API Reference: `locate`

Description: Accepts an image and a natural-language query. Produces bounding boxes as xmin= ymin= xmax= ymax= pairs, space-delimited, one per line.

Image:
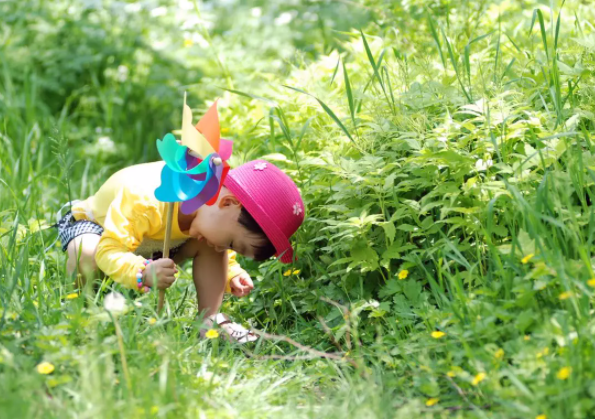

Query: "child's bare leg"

xmin=180 ymin=239 xmax=227 ymax=316
xmin=175 ymin=239 xmax=256 ymax=342
xmin=66 ymin=234 xmax=101 ymax=288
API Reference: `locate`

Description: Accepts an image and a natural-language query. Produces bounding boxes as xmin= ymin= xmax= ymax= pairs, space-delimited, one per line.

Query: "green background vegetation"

xmin=2 ymin=0 xmax=595 ymax=417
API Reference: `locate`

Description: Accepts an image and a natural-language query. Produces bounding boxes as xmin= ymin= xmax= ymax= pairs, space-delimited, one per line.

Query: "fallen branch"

xmin=445 ymin=375 xmax=484 ymax=414
xmin=248 ymin=328 xmax=358 ymax=367
xmin=318 ymin=316 xmax=344 ymax=353
xmin=320 ymin=296 xmax=352 ymax=350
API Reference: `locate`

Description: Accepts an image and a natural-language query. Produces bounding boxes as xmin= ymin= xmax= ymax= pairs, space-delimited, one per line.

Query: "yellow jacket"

xmin=71 ymin=161 xmax=244 ymax=290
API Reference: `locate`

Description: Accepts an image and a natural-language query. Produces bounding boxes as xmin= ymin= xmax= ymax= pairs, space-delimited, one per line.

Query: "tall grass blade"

xmin=360 ymin=30 xmax=395 ymax=115
xmin=427 ymin=14 xmax=446 ymax=68
xmin=342 ymin=59 xmax=355 ymax=127
xmin=382 ymin=66 xmax=397 ymax=114
xmin=330 ymin=57 xmax=341 ymax=86
xmin=536 ymin=9 xmax=549 ymax=60
xmin=360 ymin=30 xmax=385 ymax=92
xmin=219 ymin=86 xmax=277 ymax=106
xmin=283 ymin=85 xmax=357 ymax=148
xmin=440 ymin=27 xmax=472 ymax=101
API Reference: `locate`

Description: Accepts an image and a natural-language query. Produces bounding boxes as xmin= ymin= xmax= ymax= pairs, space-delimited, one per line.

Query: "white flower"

xmin=197 ymin=370 xmax=214 ymax=381
xmin=116 ymin=65 xmax=129 ymax=82
xmin=104 ymin=292 xmax=127 ymax=315
xmin=179 ymin=0 xmax=194 ymax=11
xmin=191 ymin=33 xmax=209 ymax=49
xmin=254 ymin=162 xmax=267 ymax=171
xmin=293 ymin=202 xmax=302 ymax=216
xmin=150 ymin=6 xmax=167 ymax=17
xmin=274 ymin=11 xmax=294 ymax=26
xmin=475 ymin=158 xmax=493 ymax=171
xmin=124 ymin=2 xmax=141 ymax=13
xmin=97 ymin=136 xmax=116 ymax=153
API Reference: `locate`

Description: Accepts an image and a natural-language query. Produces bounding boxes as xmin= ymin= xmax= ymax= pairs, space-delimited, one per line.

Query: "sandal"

xmin=201 ymin=313 xmax=258 ymax=344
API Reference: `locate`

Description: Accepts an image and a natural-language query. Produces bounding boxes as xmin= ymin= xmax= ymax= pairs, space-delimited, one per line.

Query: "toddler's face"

xmin=186 ymin=189 xmax=260 ymax=258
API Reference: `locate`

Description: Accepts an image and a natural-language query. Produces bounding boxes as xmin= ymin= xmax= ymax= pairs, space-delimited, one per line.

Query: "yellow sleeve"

xmin=95 ymin=187 xmax=162 ymax=289
xmin=226 ymin=251 xmax=245 ymax=293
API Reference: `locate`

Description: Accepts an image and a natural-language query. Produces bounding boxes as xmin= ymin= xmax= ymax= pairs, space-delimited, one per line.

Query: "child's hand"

xmin=230 ymin=272 xmax=254 ymax=298
xmin=143 ymin=258 xmax=178 ymax=290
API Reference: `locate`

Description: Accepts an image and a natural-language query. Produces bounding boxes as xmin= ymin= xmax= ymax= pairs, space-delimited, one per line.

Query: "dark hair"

xmin=238 ymin=207 xmax=276 ymax=261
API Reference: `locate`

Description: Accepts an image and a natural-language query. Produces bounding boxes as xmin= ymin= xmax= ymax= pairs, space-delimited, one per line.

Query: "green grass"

xmin=2 ymin=0 xmax=595 ymax=418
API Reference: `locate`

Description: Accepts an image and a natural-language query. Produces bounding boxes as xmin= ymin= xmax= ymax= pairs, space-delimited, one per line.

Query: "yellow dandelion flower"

xmin=495 ymin=348 xmax=504 ymax=359
xmin=66 ymin=292 xmax=79 ymax=300
xmin=425 ymin=398 xmax=439 ymax=407
xmin=556 ymin=366 xmax=571 ymax=380
xmin=524 ymin=335 xmax=531 ymax=341
xmin=150 ymin=406 xmax=159 ymax=415
xmin=283 ymin=269 xmax=292 ymax=276
xmin=148 ymin=317 xmax=157 ymax=325
xmin=472 ymin=372 xmax=486 ymax=386
xmin=419 ymin=365 xmax=431 ymax=372
xmin=587 ymin=278 xmax=595 ymax=288
xmin=536 ymin=415 xmax=547 ymax=419
xmin=205 ymin=329 xmax=219 ymax=339
xmin=431 ymin=331 xmax=446 ymax=339
xmin=398 ymin=269 xmax=409 ymax=280
xmin=558 ymin=291 xmax=573 ymax=300
xmin=183 ymin=39 xmax=193 ymax=47
xmin=446 ymin=371 xmax=456 ymax=377
xmin=36 ymin=362 xmax=55 ymax=375
xmin=521 ymin=253 xmax=535 ymax=264
xmin=292 ymin=269 xmax=301 ymax=275
xmin=537 ymin=347 xmax=549 ymax=358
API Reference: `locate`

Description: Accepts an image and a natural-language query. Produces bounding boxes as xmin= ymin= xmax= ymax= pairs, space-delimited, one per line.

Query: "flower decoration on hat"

xmin=155 ymin=94 xmax=233 ymax=214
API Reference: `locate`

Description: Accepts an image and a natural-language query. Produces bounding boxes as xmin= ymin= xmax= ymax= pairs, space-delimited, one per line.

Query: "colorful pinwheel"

xmin=154 ymin=95 xmax=233 ymax=312
xmin=155 ymin=95 xmax=233 ymax=214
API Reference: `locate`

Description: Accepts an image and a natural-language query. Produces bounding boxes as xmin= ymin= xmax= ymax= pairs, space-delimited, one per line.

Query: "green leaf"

xmin=397 ymin=224 xmax=417 ymax=232
xmin=403 ymin=280 xmax=422 ymax=303
xmin=379 ymin=279 xmax=401 ymax=298
xmin=351 ymin=246 xmax=378 ymax=263
xmin=381 ymin=222 xmax=396 ymax=244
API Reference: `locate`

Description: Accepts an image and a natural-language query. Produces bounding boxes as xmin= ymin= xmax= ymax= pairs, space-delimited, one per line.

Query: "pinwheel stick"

xmin=156 ymin=158 xmax=223 ymax=313
xmin=157 ymin=202 xmax=175 ymax=313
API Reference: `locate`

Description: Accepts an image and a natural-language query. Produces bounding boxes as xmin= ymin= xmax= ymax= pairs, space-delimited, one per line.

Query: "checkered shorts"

xmin=56 ymin=211 xmax=103 ymax=252
xmin=55 ymin=208 xmax=186 ymax=259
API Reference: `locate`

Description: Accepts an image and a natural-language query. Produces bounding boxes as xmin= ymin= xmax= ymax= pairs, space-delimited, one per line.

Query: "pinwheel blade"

xmin=181 ymin=94 xmax=216 ymax=158
xmin=196 ymin=100 xmax=220 ymax=153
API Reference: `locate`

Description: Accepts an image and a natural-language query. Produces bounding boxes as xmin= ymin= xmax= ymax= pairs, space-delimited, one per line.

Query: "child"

xmin=58 ymin=159 xmax=304 ymax=343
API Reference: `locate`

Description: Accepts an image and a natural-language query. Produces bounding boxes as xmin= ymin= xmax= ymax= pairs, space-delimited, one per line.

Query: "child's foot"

xmin=201 ymin=313 xmax=258 ymax=344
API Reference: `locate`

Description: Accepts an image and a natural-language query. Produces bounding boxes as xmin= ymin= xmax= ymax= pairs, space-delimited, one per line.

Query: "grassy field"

xmin=2 ymin=0 xmax=595 ymax=417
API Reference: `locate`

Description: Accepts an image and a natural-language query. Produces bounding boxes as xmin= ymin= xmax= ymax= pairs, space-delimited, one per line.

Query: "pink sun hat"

xmin=223 ymin=160 xmax=304 ymax=263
